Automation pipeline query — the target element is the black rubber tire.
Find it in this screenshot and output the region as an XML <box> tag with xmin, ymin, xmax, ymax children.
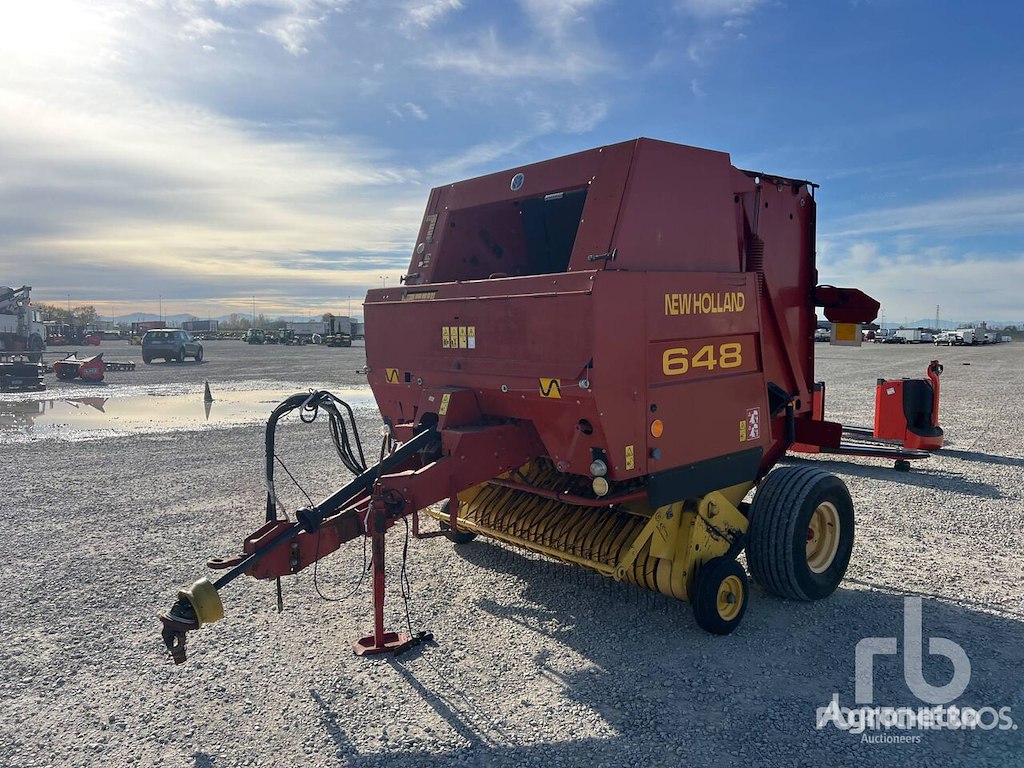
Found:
<box><xmin>746</xmin><ymin>465</ymin><xmax>854</xmax><ymax>601</ymax></box>
<box><xmin>143</xmin><ymin>354</ymin><xmax>152</xmax><ymax>364</ymax></box>
<box><xmin>177</xmin><ymin>347</ymin><xmax>186</xmax><ymax>363</ymax></box>
<box><xmin>692</xmin><ymin>557</ymin><xmax>749</xmax><ymax>635</ymax></box>
<box><xmin>27</xmin><ymin>334</ymin><xmax>44</xmax><ymax>363</ymax></box>
<box><xmin>195</xmin><ymin>347</ymin><xmax>203</xmax><ymax>362</ymax></box>
<box><xmin>438</xmin><ymin>500</ymin><xmax>477</xmax><ymax>544</ymax></box>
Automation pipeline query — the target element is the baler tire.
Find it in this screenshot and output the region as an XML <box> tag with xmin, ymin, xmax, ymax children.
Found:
<box><xmin>438</xmin><ymin>500</ymin><xmax>477</xmax><ymax>544</ymax></box>
<box><xmin>692</xmin><ymin>557</ymin><xmax>748</xmax><ymax>635</ymax></box>
<box><xmin>746</xmin><ymin>466</ymin><xmax>854</xmax><ymax>601</ymax></box>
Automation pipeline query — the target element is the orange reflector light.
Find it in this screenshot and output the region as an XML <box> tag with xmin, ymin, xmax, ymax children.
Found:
<box><xmin>650</xmin><ymin>419</ymin><xmax>664</xmax><ymax>438</ymax></box>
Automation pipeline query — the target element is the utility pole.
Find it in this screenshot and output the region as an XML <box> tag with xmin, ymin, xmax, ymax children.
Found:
<box><xmin>380</xmin><ymin>276</ymin><xmax>388</xmax><ymax>289</ymax></box>
<box><xmin>159</xmin><ymin>295</ymin><xmax>163</xmax><ymax>324</ymax></box>
<box><xmin>935</xmin><ymin>304</ymin><xmax>940</xmax><ymax>331</ymax></box>
<box><xmin>252</xmin><ymin>295</ymin><xmax>256</xmax><ymax>328</ymax></box>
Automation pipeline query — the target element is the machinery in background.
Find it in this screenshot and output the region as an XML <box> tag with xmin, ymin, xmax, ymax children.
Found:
<box><xmin>52</xmin><ymin>352</ymin><xmax>136</xmax><ymax>382</ymax></box>
<box><xmin>0</xmin><ymin>286</ymin><xmax>46</xmax><ymax>363</ymax></box>
<box><xmin>161</xmin><ymin>138</ymin><xmax>889</xmax><ymax>663</ymax></box>
<box><xmin>324</xmin><ymin>332</ymin><xmax>352</xmax><ymax>347</ymax></box>
<box><xmin>0</xmin><ymin>359</ymin><xmax>45</xmax><ymax>391</ymax></box>
<box><xmin>792</xmin><ymin>361</ymin><xmax>943</xmax><ymax>470</ymax></box>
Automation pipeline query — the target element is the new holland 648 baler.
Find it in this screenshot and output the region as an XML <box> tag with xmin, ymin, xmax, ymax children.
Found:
<box><xmin>160</xmin><ymin>138</ymin><xmax>887</xmax><ymax>661</ymax></box>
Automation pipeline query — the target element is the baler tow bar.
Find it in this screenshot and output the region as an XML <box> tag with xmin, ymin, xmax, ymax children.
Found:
<box><xmin>159</xmin><ymin>425</ymin><xmax>440</xmax><ymax>664</ymax></box>
<box><xmin>160</xmin><ymin>386</ymin><xmax>542</xmax><ymax>664</ymax></box>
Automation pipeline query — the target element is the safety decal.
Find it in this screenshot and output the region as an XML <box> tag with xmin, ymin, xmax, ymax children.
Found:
<box><xmin>439</xmin><ymin>393</ymin><xmax>451</xmax><ymax>416</ymax></box>
<box><xmin>747</xmin><ymin>407</ymin><xmax>760</xmax><ymax>439</ymax></box>
<box><xmin>625</xmin><ymin>444</ymin><xmax>635</xmax><ymax>471</ymax></box>
<box><xmin>442</xmin><ymin>325</ymin><xmax>477</xmax><ymax>350</ymax></box>
<box><xmin>385</xmin><ymin>368</ymin><xmax>400</xmax><ymax>384</ymax></box>
<box><xmin>539</xmin><ymin>378</ymin><xmax>561</xmax><ymax>398</ymax></box>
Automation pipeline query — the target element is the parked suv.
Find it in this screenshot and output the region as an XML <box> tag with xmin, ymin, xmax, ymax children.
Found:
<box><xmin>142</xmin><ymin>329</ymin><xmax>204</xmax><ymax>364</ymax></box>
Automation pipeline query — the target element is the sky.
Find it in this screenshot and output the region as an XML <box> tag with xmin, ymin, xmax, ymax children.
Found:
<box><xmin>1</xmin><ymin>0</ymin><xmax>1022</xmax><ymax>324</ymax></box>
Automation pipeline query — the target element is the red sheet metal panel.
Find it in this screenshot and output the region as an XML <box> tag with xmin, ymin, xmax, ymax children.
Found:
<box><xmin>366</xmin><ymin>137</ymin><xmax>840</xmax><ymax>498</ymax></box>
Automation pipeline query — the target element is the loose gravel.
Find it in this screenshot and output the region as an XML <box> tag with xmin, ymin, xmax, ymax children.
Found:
<box><xmin>1</xmin><ymin>340</ymin><xmax>1021</xmax><ymax>767</ymax></box>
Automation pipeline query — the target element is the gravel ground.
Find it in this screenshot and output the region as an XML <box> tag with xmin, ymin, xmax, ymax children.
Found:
<box><xmin>2</xmin><ymin>339</ymin><xmax>1021</xmax><ymax>767</ymax></box>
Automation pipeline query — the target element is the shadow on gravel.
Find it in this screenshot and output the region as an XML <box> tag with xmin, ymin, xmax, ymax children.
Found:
<box><xmin>936</xmin><ymin>449</ymin><xmax>1024</xmax><ymax>468</ymax></box>
<box><xmin>789</xmin><ymin>456</ymin><xmax>1003</xmax><ymax>499</ymax></box>
<box><xmin>315</xmin><ymin>541</ymin><xmax>1023</xmax><ymax>768</ymax></box>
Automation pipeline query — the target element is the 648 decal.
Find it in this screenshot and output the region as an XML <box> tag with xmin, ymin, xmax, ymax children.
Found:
<box><xmin>651</xmin><ymin>335</ymin><xmax>758</xmax><ymax>381</ymax></box>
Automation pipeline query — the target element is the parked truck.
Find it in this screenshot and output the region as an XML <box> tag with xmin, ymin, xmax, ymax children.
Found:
<box><xmin>955</xmin><ymin>328</ymin><xmax>976</xmax><ymax>346</ymax></box>
<box><xmin>0</xmin><ymin>285</ymin><xmax>47</xmax><ymax>362</ymax></box>
<box><xmin>895</xmin><ymin>328</ymin><xmax>933</xmax><ymax>344</ymax></box>
<box><xmin>287</xmin><ymin>315</ymin><xmax>352</xmax><ymax>341</ymax></box>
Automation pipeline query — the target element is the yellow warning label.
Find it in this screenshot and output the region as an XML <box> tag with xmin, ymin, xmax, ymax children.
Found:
<box><xmin>442</xmin><ymin>327</ymin><xmax>451</xmax><ymax>348</ymax></box>
<box><xmin>625</xmin><ymin>444</ymin><xmax>635</xmax><ymax>471</ymax></box>
<box><xmin>385</xmin><ymin>368</ymin><xmax>400</xmax><ymax>384</ymax></box>
<box><xmin>467</xmin><ymin>326</ymin><xmax>476</xmax><ymax>349</ymax></box>
<box><xmin>539</xmin><ymin>378</ymin><xmax>561</xmax><ymax>398</ymax></box>
<box><xmin>739</xmin><ymin>420</ymin><xmax>747</xmax><ymax>442</ymax></box>
<box><xmin>834</xmin><ymin>322</ymin><xmax>858</xmax><ymax>342</ymax></box>
<box><xmin>439</xmin><ymin>393</ymin><xmax>451</xmax><ymax>416</ymax></box>
<box><xmin>458</xmin><ymin>326</ymin><xmax>468</xmax><ymax>349</ymax></box>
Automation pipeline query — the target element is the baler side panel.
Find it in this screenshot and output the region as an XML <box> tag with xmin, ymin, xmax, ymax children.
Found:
<box><xmin>611</xmin><ymin>140</ymin><xmax>740</xmax><ymax>273</ymax></box>
<box><xmin>366</xmin><ymin>274</ymin><xmax>603</xmax><ymax>471</ymax></box>
<box><xmin>640</xmin><ymin>271</ymin><xmax>770</xmax><ymax>479</ymax></box>
<box><xmin>591</xmin><ymin>271</ymin><xmax>648</xmax><ymax>477</ymax></box>
<box><xmin>736</xmin><ymin>177</ymin><xmax>818</xmax><ymax>474</ymax></box>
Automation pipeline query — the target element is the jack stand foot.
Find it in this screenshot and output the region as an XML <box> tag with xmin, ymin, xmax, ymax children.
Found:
<box><xmin>353</xmin><ymin>631</ymin><xmax>411</xmax><ymax>656</ymax></box>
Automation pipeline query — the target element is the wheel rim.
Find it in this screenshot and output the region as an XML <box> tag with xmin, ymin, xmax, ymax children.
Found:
<box><xmin>716</xmin><ymin>574</ymin><xmax>744</xmax><ymax>621</ymax></box>
<box><xmin>806</xmin><ymin>500</ymin><xmax>841</xmax><ymax>573</ymax></box>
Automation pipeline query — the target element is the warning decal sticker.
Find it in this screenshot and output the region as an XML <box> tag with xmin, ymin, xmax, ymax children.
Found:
<box><xmin>746</xmin><ymin>407</ymin><xmax>760</xmax><ymax>440</ymax></box>
<box><xmin>539</xmin><ymin>378</ymin><xmax>561</xmax><ymax>398</ymax></box>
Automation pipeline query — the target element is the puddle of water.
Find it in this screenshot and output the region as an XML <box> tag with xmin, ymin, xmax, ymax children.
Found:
<box><xmin>0</xmin><ymin>387</ymin><xmax>377</xmax><ymax>442</ymax></box>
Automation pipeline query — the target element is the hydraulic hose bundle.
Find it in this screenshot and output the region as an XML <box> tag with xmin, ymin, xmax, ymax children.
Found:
<box><xmin>264</xmin><ymin>390</ymin><xmax>368</xmax><ymax>520</ymax></box>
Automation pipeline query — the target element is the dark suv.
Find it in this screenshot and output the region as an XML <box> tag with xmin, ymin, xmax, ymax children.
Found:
<box><xmin>142</xmin><ymin>329</ymin><xmax>204</xmax><ymax>364</ymax></box>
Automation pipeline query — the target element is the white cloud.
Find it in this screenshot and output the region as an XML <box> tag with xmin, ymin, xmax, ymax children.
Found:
<box><xmin>675</xmin><ymin>0</ymin><xmax>764</xmax><ymax>64</ymax></box>
<box><xmin>676</xmin><ymin>0</ymin><xmax>765</xmax><ymax>19</ymax></box>
<box><xmin>520</xmin><ymin>0</ymin><xmax>600</xmax><ymax>42</ymax></box>
<box><xmin>404</xmin><ymin>102</ymin><xmax>429</xmax><ymax>120</ymax></box>
<box><xmin>386</xmin><ymin>102</ymin><xmax>429</xmax><ymax>121</ymax></box>
<box><xmin>818</xmin><ymin>237</ymin><xmax>1024</xmax><ymax>322</ymax></box>
<box><xmin>826</xmin><ymin>191</ymin><xmax>1024</xmax><ymax>238</ymax></box>
<box><xmin>401</xmin><ymin>0</ymin><xmax>463</xmax><ymax>35</ymax></box>
<box><xmin>425</xmin><ymin>25</ymin><xmax>608</xmax><ymax>82</ymax></box>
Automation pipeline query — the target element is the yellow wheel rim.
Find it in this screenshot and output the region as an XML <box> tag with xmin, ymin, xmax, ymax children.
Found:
<box><xmin>716</xmin><ymin>574</ymin><xmax>744</xmax><ymax>621</ymax></box>
<box><xmin>806</xmin><ymin>501</ymin><xmax>840</xmax><ymax>573</ymax></box>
